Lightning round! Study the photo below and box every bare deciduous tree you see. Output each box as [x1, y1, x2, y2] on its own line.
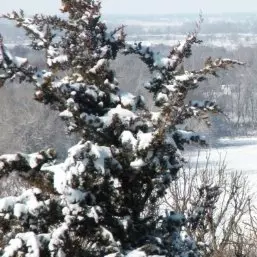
[163, 155, 252, 256]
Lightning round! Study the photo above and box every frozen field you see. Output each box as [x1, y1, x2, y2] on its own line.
[127, 33, 257, 50]
[186, 137, 257, 172]
[185, 137, 257, 187]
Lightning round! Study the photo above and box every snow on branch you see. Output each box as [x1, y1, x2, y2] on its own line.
[2, 11, 48, 47]
[123, 15, 203, 73]
[0, 149, 56, 177]
[0, 2, 245, 257]
[173, 130, 207, 150]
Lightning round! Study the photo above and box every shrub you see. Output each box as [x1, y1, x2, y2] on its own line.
[0, 1, 243, 256]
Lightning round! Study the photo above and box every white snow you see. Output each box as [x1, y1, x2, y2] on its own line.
[47, 46, 68, 67]
[130, 158, 146, 169]
[50, 55, 68, 65]
[104, 254, 120, 257]
[185, 136, 257, 206]
[0, 154, 20, 163]
[151, 112, 161, 124]
[126, 250, 146, 257]
[120, 131, 137, 150]
[87, 207, 99, 223]
[2, 238, 23, 257]
[9, 54, 28, 68]
[101, 104, 137, 127]
[59, 109, 73, 118]
[89, 144, 112, 174]
[164, 84, 177, 92]
[22, 152, 44, 169]
[85, 88, 98, 101]
[41, 140, 114, 212]
[13, 203, 28, 218]
[64, 188, 86, 204]
[176, 130, 205, 142]
[100, 226, 115, 243]
[120, 91, 136, 108]
[176, 40, 187, 52]
[175, 72, 194, 82]
[137, 131, 153, 151]
[156, 92, 168, 104]
[17, 232, 41, 257]
[186, 137, 257, 174]
[0, 188, 47, 219]
[126, 32, 257, 51]
[155, 57, 176, 69]
[110, 93, 120, 104]
[89, 59, 107, 74]
[0, 196, 16, 212]
[48, 223, 68, 253]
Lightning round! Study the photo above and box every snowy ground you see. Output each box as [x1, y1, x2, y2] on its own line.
[185, 137, 257, 188]
[105, 14, 257, 50]
[127, 33, 257, 50]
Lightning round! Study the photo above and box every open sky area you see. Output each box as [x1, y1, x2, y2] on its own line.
[1, 0, 257, 15]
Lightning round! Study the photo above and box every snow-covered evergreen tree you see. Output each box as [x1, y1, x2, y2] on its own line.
[0, 1, 244, 256]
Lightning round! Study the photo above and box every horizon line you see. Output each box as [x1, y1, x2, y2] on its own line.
[103, 12, 257, 16]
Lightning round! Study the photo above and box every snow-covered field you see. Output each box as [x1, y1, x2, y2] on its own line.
[105, 14, 257, 50]
[127, 33, 257, 50]
[185, 137, 257, 188]
[3, 14, 257, 50]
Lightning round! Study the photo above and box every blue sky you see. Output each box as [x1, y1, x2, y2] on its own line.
[1, 0, 257, 15]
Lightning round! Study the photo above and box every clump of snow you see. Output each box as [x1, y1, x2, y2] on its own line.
[101, 104, 137, 128]
[130, 158, 146, 169]
[151, 112, 161, 124]
[120, 131, 137, 150]
[100, 226, 115, 244]
[175, 72, 194, 82]
[47, 46, 68, 67]
[2, 238, 23, 257]
[10, 54, 28, 68]
[137, 131, 153, 151]
[17, 232, 41, 257]
[126, 249, 146, 257]
[175, 130, 206, 145]
[89, 59, 107, 74]
[85, 87, 98, 101]
[0, 154, 21, 163]
[0, 150, 53, 173]
[87, 206, 99, 223]
[41, 140, 114, 204]
[50, 55, 68, 66]
[59, 109, 73, 118]
[156, 92, 168, 104]
[48, 223, 68, 254]
[155, 57, 176, 69]
[164, 84, 177, 92]
[89, 143, 113, 174]
[0, 188, 47, 220]
[120, 92, 136, 108]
